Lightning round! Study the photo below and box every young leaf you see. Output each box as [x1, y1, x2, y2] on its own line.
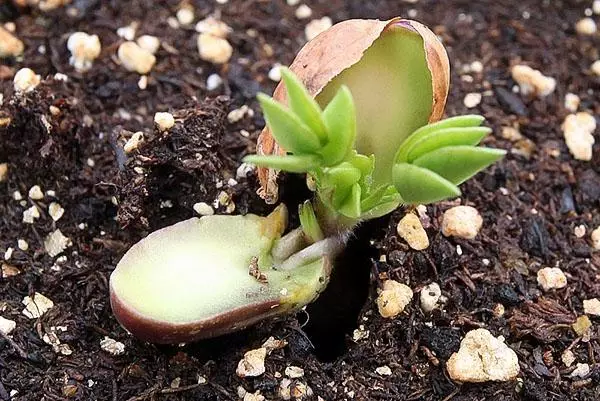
[322, 162, 362, 191]
[318, 86, 357, 166]
[406, 126, 491, 162]
[392, 163, 460, 204]
[360, 196, 401, 220]
[281, 68, 327, 142]
[396, 115, 485, 162]
[412, 146, 506, 185]
[359, 185, 389, 212]
[257, 93, 322, 153]
[243, 154, 322, 173]
[299, 201, 324, 243]
[338, 183, 362, 219]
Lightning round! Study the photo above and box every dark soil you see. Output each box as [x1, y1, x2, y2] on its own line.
[1, 0, 599, 400]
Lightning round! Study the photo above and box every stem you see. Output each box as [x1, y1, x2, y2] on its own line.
[276, 235, 348, 271]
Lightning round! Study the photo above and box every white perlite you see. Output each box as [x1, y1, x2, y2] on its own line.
[23, 205, 40, 224]
[197, 33, 233, 64]
[67, 32, 101, 72]
[376, 280, 413, 318]
[305, 17, 332, 41]
[206, 73, 223, 90]
[447, 328, 519, 382]
[17, 239, 28, 251]
[44, 229, 71, 257]
[295, 4, 312, 19]
[576, 18, 597, 35]
[561, 349, 576, 367]
[118, 42, 156, 74]
[537, 267, 567, 291]
[0, 26, 24, 58]
[14, 68, 41, 93]
[48, 202, 65, 221]
[571, 363, 590, 378]
[583, 298, 600, 316]
[227, 105, 253, 123]
[100, 336, 125, 355]
[22, 292, 54, 319]
[397, 213, 429, 250]
[463, 92, 482, 108]
[564, 93, 580, 112]
[420, 282, 442, 313]
[285, 366, 304, 378]
[592, 226, 600, 250]
[375, 366, 392, 376]
[236, 347, 267, 377]
[176, 4, 195, 25]
[193, 202, 214, 216]
[592, 60, 600, 76]
[154, 112, 175, 131]
[562, 112, 596, 161]
[136, 35, 160, 55]
[123, 132, 144, 153]
[0, 316, 16, 335]
[511, 65, 556, 97]
[268, 64, 282, 82]
[441, 206, 483, 240]
[195, 17, 232, 38]
[28, 185, 44, 200]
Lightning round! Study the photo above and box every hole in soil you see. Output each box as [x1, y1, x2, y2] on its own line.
[301, 220, 381, 362]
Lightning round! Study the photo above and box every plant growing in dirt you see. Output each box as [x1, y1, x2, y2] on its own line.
[109, 18, 505, 344]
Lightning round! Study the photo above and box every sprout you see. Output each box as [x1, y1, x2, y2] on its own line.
[110, 18, 505, 344]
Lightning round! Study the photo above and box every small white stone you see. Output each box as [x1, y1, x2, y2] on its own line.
[118, 42, 156, 74]
[154, 112, 175, 131]
[261, 336, 287, 353]
[14, 68, 41, 93]
[375, 365, 392, 376]
[28, 185, 44, 200]
[48, 202, 65, 221]
[123, 132, 144, 153]
[195, 17, 231, 38]
[243, 391, 265, 401]
[22, 292, 54, 319]
[268, 64, 282, 82]
[396, 213, 429, 250]
[67, 32, 101, 72]
[193, 202, 214, 216]
[0, 316, 16, 335]
[136, 35, 160, 54]
[511, 65, 556, 97]
[576, 18, 597, 35]
[54, 73, 69, 82]
[420, 283, 442, 313]
[470, 60, 483, 73]
[44, 229, 71, 257]
[441, 206, 483, 240]
[176, 5, 195, 26]
[537, 267, 567, 291]
[447, 328, 519, 382]
[138, 75, 148, 90]
[305, 17, 332, 41]
[594, 0, 600, 14]
[3, 247, 13, 260]
[463, 92, 482, 108]
[562, 112, 596, 161]
[352, 325, 369, 342]
[571, 363, 590, 378]
[23, 205, 40, 224]
[376, 280, 413, 318]
[592, 226, 600, 250]
[227, 105, 251, 123]
[236, 163, 255, 179]
[100, 336, 125, 355]
[285, 366, 304, 378]
[236, 347, 267, 378]
[561, 349, 576, 367]
[197, 33, 233, 64]
[583, 298, 600, 316]
[501, 126, 523, 142]
[287, 0, 300, 5]
[295, 4, 312, 19]
[206, 73, 223, 90]
[564, 93, 580, 112]
[0, 26, 24, 58]
[116, 25, 136, 41]
[17, 239, 28, 251]
[573, 224, 586, 238]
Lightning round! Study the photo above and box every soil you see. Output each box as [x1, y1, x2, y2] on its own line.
[1, 0, 599, 400]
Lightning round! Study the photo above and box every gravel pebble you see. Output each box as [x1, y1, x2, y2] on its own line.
[537, 267, 567, 291]
[396, 213, 429, 250]
[236, 348, 267, 378]
[441, 206, 483, 239]
[376, 280, 413, 318]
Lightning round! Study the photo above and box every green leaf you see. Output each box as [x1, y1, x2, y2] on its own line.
[322, 162, 362, 190]
[406, 127, 491, 162]
[360, 197, 401, 219]
[392, 163, 461, 204]
[299, 201, 324, 243]
[281, 68, 327, 142]
[243, 154, 322, 173]
[318, 86, 357, 166]
[396, 115, 486, 163]
[257, 93, 322, 154]
[359, 185, 389, 212]
[338, 183, 362, 219]
[348, 152, 374, 176]
[412, 146, 506, 185]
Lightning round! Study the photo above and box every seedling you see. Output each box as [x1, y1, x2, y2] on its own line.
[110, 18, 505, 344]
